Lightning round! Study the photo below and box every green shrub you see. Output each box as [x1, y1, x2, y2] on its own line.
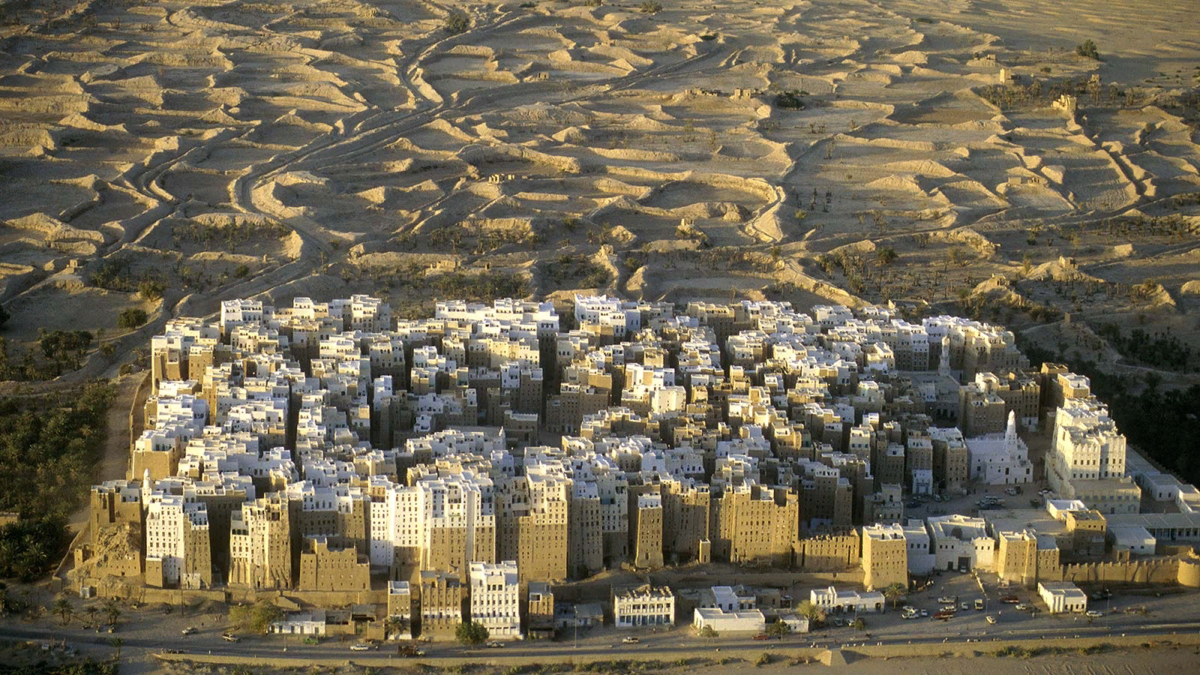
[640, 0, 662, 14]
[228, 601, 283, 634]
[456, 620, 489, 646]
[444, 12, 470, 34]
[138, 279, 167, 301]
[118, 308, 148, 329]
[1076, 40, 1100, 60]
[773, 91, 804, 110]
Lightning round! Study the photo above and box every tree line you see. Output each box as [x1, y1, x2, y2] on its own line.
[0, 382, 113, 581]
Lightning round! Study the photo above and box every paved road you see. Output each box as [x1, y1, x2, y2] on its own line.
[5, 617, 1199, 664]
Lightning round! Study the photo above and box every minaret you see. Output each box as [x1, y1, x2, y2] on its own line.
[1005, 411, 1018, 457]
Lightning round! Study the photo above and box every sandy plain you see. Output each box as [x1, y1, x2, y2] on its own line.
[0, 0, 1198, 376]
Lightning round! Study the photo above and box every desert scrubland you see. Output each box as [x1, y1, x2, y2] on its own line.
[0, 0, 1198, 382]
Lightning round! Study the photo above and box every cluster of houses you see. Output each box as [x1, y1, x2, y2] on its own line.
[72, 294, 1200, 639]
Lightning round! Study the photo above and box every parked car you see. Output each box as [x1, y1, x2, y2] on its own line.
[486, 641, 505, 648]
[753, 634, 770, 640]
[919, 609, 929, 617]
[999, 595, 1019, 604]
[180, 627, 197, 636]
[986, 616, 997, 625]
[621, 637, 640, 644]
[937, 596, 957, 605]
[350, 643, 372, 651]
[1086, 610, 1104, 618]
[960, 602, 971, 611]
[1014, 604, 1029, 611]
[975, 599, 984, 610]
[221, 633, 240, 643]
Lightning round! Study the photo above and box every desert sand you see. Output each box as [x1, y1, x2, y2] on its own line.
[0, 0, 1198, 376]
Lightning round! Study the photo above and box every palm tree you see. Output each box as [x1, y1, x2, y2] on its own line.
[109, 637, 124, 661]
[103, 598, 121, 628]
[86, 606, 99, 628]
[52, 598, 74, 626]
[884, 583, 908, 610]
[384, 616, 409, 640]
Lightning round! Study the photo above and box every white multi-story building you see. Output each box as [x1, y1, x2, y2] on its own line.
[928, 514, 994, 572]
[902, 519, 935, 576]
[469, 560, 521, 639]
[966, 412, 1033, 485]
[366, 471, 495, 574]
[1049, 398, 1127, 488]
[574, 295, 641, 339]
[614, 585, 675, 629]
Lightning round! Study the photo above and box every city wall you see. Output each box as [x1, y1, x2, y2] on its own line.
[1056, 557, 1182, 586]
[84, 576, 385, 608]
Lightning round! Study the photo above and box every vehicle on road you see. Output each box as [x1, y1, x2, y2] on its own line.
[350, 643, 372, 651]
[486, 641, 505, 648]
[937, 596, 956, 605]
[164, 649, 183, 654]
[1014, 604, 1029, 611]
[753, 634, 770, 640]
[934, 610, 953, 621]
[920, 609, 929, 617]
[622, 637, 640, 644]
[999, 595, 1019, 604]
[975, 599, 984, 610]
[986, 616, 997, 625]
[221, 633, 240, 643]
[1086, 610, 1104, 618]
[961, 602, 971, 611]
[181, 627, 197, 636]
[398, 645, 425, 657]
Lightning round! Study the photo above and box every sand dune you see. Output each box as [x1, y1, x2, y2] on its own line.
[0, 0, 1198, 370]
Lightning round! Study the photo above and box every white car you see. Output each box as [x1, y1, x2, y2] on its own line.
[181, 627, 197, 636]
[1086, 610, 1104, 618]
[350, 643, 372, 651]
[986, 616, 997, 625]
[621, 637, 640, 644]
